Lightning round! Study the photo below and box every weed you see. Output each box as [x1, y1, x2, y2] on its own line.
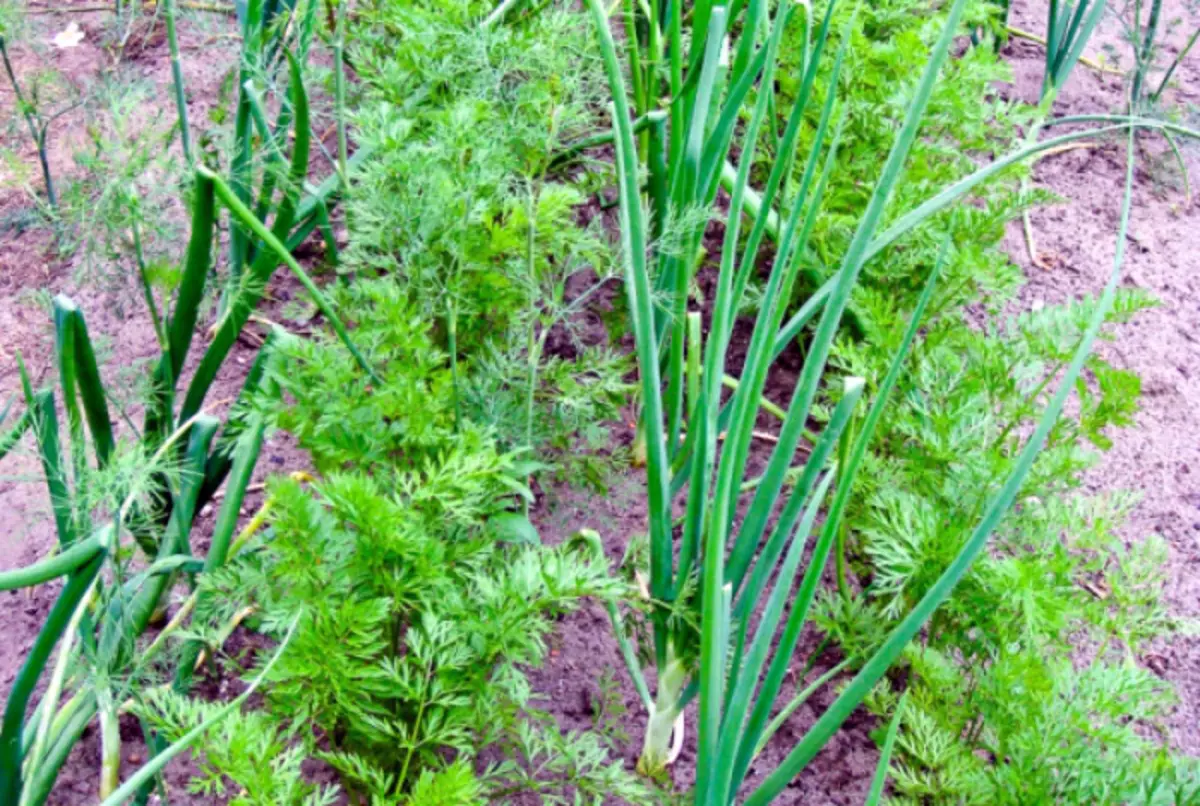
[56, 77, 182, 293]
[0, 4, 76, 212]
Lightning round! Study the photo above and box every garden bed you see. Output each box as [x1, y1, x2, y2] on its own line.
[1, 0, 1198, 803]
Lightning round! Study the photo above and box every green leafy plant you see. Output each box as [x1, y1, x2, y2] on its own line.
[155, 424, 653, 802]
[0, 6, 75, 212]
[763, 0, 1026, 333]
[132, 677, 340, 806]
[108, 9, 651, 796]
[1109, 0, 1200, 111]
[0, 75, 372, 799]
[584, 0, 1175, 800]
[761, 2, 1200, 801]
[1019, 0, 1109, 265]
[870, 646, 1200, 803]
[218, 0, 347, 310]
[0, 297, 272, 803]
[54, 77, 183, 295]
[340, 0, 630, 482]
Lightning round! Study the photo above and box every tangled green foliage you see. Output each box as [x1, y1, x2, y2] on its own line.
[143, 311, 653, 801]
[132, 4, 651, 803]
[762, 1, 1200, 800]
[159, 466, 650, 803]
[343, 0, 630, 485]
[114, 0, 1198, 803]
[772, 0, 1029, 324]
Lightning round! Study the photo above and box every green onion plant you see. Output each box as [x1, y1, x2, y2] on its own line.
[0, 58, 376, 796]
[1148, 24, 1200, 105]
[1022, 0, 1107, 264]
[220, 0, 366, 310]
[1041, 0, 1108, 101]
[586, 0, 1164, 800]
[332, 0, 351, 228]
[1123, 0, 1199, 112]
[163, 0, 192, 164]
[0, 295, 271, 803]
[1129, 0, 1163, 105]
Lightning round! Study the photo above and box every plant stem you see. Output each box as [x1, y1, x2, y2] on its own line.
[395, 656, 434, 789]
[1005, 25, 1121, 75]
[637, 651, 687, 775]
[98, 696, 120, 798]
[164, 0, 192, 163]
[1132, 0, 1163, 108]
[686, 311, 701, 424]
[448, 302, 461, 433]
[0, 37, 57, 209]
[835, 416, 855, 600]
[131, 216, 168, 352]
[622, 0, 646, 117]
[20, 571, 100, 806]
[753, 656, 854, 758]
[1018, 92, 1060, 268]
[200, 165, 382, 383]
[524, 328, 548, 451]
[605, 602, 652, 710]
[480, 0, 529, 27]
[332, 0, 350, 230]
[522, 183, 543, 452]
[1151, 26, 1200, 102]
[720, 374, 788, 421]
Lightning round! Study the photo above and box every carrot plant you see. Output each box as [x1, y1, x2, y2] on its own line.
[585, 0, 1180, 799]
[58, 5, 653, 801]
[342, 0, 631, 486]
[141, 452, 655, 802]
[806, 8, 1200, 795]
[765, 0, 1026, 327]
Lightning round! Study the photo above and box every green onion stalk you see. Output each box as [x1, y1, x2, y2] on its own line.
[164, 0, 192, 164]
[585, 0, 1165, 799]
[1022, 0, 1108, 265]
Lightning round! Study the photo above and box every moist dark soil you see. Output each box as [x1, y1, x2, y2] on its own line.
[2, 0, 1199, 803]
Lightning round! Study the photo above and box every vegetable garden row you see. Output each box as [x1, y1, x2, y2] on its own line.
[1, 0, 1198, 802]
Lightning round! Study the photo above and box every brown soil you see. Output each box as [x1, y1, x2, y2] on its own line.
[0, 4, 309, 803]
[1002, 0, 1200, 758]
[2, 0, 1199, 804]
